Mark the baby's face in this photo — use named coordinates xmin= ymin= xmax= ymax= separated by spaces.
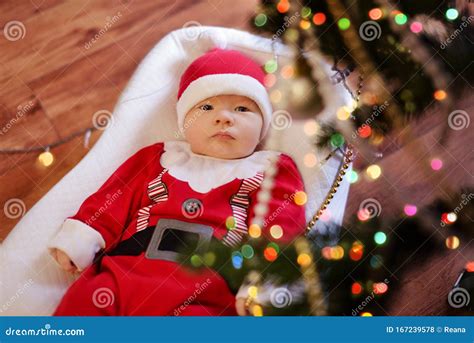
xmin=183 ymin=95 xmax=263 ymax=159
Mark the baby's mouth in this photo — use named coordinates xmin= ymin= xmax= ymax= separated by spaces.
xmin=212 ymin=132 xmax=235 ymax=140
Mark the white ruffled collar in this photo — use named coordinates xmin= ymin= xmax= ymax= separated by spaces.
xmin=160 ymin=141 xmax=280 ymax=193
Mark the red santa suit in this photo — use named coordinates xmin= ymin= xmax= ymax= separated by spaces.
xmin=48 ymin=140 xmax=307 ymax=316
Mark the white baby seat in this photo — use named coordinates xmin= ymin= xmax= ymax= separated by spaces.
xmin=0 ymin=26 xmax=352 ymax=315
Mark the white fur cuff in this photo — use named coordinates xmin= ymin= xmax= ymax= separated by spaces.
xmin=47 ymin=219 xmax=106 ymax=271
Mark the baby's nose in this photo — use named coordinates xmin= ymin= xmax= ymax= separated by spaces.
xmin=214 ymin=110 xmax=234 ymax=125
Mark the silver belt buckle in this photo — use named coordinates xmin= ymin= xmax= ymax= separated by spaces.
xmin=145 ymin=219 xmax=213 ymax=262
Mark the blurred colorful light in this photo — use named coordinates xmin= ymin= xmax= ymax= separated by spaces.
xmin=404 ymin=204 xmax=417 ymax=216
xmin=313 ymin=13 xmax=326 ymax=25
xmin=368 ymin=8 xmax=383 ymax=20
xmin=446 ymin=235 xmax=460 ymax=249
xmin=374 ymin=232 xmax=387 ymax=245
xmin=446 ymin=8 xmax=459 ymax=20
xmin=338 ymin=18 xmax=351 ymax=30
xmin=410 ymin=21 xmax=423 ymax=33
xmin=431 ymin=158 xmax=443 ymax=171
xmin=394 ymin=13 xmax=408 ymax=25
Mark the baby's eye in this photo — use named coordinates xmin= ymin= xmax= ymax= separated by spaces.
xmin=235 ymin=106 xmax=250 ymax=112
xmin=199 ymin=104 xmax=213 ymax=111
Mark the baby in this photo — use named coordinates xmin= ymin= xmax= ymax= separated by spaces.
xmin=48 ymin=48 xmax=307 ymax=316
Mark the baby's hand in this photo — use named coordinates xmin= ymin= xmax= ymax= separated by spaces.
xmin=52 ymin=248 xmax=78 ymax=273
xmin=235 ymin=297 xmax=250 ymax=316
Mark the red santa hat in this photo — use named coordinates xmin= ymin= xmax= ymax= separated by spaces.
xmin=176 ymin=48 xmax=273 ymax=139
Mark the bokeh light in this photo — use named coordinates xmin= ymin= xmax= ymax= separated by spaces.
xmin=347 ymin=170 xmax=359 ymax=184
xmin=294 ymin=191 xmax=308 ymax=206
xmin=264 ymin=74 xmax=276 ymax=88
xmin=313 ymin=12 xmax=326 ymax=25
xmin=358 ymin=125 xmax=372 ymax=138
xmin=374 ymin=231 xmax=387 ymax=245
xmin=445 ymin=8 xmax=459 ymax=20
xmin=368 ymin=8 xmax=383 ymax=20
xmin=299 ymin=19 xmax=311 ymax=30
xmin=276 ymin=0 xmax=289 ymax=13
xmin=303 ymin=119 xmax=318 ymax=136
xmin=297 ymin=253 xmax=312 ymax=267
xmin=394 ymin=13 xmax=408 ymax=25
xmin=373 ymin=282 xmax=388 ymax=294
xmin=366 ymin=164 xmax=382 ymax=180
xmin=409 ymin=21 xmax=423 ymax=33
xmin=352 ymin=282 xmax=363 ymax=295
xmin=445 ymin=235 xmax=460 ymax=249
xmin=231 ymin=251 xmax=244 ymax=269
xmin=433 ymin=90 xmax=447 ymax=101
xmin=270 ymin=224 xmax=284 ymax=239
xmin=225 ymin=216 xmax=236 ymax=230
xmin=264 ymin=246 xmax=278 ymax=262
xmin=330 ymin=133 xmax=345 ymax=148
xmin=264 ymin=59 xmax=278 ymax=73
xmin=248 ymin=224 xmax=261 ymax=238
xmin=404 ymin=204 xmax=417 ymax=216
xmin=241 ymin=244 xmax=254 ymax=259
xmin=430 ymin=158 xmax=443 ymax=171
xmin=338 ymin=18 xmax=351 ymax=30
xmin=349 ymin=241 xmax=364 ymax=261
xmin=38 ymin=151 xmax=54 ymax=167
xmin=280 ymin=65 xmax=294 ymax=79
xmin=447 ymin=212 xmax=457 ymax=223
xmin=337 ymin=106 xmax=351 ymax=120
xmin=370 ymin=255 xmax=383 ymax=269
xmin=304 ymin=153 xmax=318 ymax=168
xmin=254 ymin=13 xmax=267 ymax=27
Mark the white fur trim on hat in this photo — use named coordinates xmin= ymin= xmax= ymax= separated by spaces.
xmin=176 ymin=73 xmax=273 ymax=139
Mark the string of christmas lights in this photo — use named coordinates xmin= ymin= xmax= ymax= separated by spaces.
xmin=0 ymin=126 xmax=98 ymax=167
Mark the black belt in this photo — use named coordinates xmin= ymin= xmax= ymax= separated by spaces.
xmin=96 ymin=219 xmax=214 ymax=263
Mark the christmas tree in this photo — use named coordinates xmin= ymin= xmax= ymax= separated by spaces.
xmin=179 ymin=0 xmax=473 ymax=316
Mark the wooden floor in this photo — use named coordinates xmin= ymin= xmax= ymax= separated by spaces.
xmin=1 ymin=0 xmax=472 ymax=315
xmin=0 ymin=0 xmax=259 ymax=239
